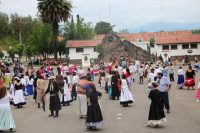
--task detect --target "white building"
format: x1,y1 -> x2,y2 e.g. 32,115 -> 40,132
152,35 -> 200,57
67,40 -> 101,67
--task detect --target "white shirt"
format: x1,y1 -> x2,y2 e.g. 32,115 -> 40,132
28,78 -> 34,85
20,78 -> 27,86
121,79 -> 129,88
129,65 -> 135,73
106,74 -> 112,86
72,75 -> 79,84
157,77 -> 172,92
178,69 -> 184,75
149,72 -> 156,82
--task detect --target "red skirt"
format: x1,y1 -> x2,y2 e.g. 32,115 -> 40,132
184,78 -> 195,87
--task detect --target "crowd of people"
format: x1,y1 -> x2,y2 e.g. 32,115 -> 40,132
0,57 -> 200,132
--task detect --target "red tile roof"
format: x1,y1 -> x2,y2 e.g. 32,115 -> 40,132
156,34 -> 200,45
118,30 -> 192,42
67,40 -> 102,48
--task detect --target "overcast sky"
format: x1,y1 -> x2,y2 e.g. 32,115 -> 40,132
1,0 -> 200,31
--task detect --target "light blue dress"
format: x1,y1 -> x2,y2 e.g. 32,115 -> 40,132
0,93 -> 16,130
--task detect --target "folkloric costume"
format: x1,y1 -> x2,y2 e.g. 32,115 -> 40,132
177,68 -> 184,89
0,93 -> 16,131
196,81 -> 200,102
185,70 -> 195,88
13,80 -> 26,108
120,79 -> 134,106
85,86 -> 103,129
148,89 -> 166,127
44,77 -> 64,117
62,76 -> 72,106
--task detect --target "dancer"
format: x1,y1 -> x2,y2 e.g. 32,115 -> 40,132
85,84 -> 103,130
177,66 -> 184,89
62,76 -> 72,106
185,66 -> 196,90
196,78 -> 200,102
157,72 -> 172,113
120,74 -> 134,107
44,76 -> 64,118
111,71 -> 119,100
13,77 -> 26,108
36,75 -> 45,108
0,86 -> 16,132
145,82 -> 166,127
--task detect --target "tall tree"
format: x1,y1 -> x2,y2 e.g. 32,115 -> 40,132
64,15 -> 94,40
37,0 -> 72,59
94,21 -> 113,35
0,12 -> 10,39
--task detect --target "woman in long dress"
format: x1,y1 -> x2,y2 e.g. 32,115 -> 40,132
85,84 -> 103,130
185,66 -> 196,90
177,66 -> 185,89
27,76 -> 34,95
0,86 -> 16,132
146,82 -> 166,127
62,76 -> 72,106
13,78 -> 26,108
196,78 -> 200,102
120,74 -> 134,107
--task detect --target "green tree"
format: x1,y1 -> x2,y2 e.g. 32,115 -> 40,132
96,44 -> 104,58
57,40 -> 68,59
94,21 -> 113,35
119,29 -> 129,34
38,0 -> 72,59
26,21 -> 52,59
0,12 -> 10,39
64,15 -> 94,40
149,37 -> 155,47
0,51 -> 4,59
192,29 -> 200,34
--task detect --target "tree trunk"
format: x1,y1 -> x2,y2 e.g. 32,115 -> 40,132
52,22 -> 59,60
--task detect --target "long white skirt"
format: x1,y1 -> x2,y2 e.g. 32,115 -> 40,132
0,104 -> 16,130
13,90 -> 26,106
63,86 -> 72,102
120,87 -> 134,105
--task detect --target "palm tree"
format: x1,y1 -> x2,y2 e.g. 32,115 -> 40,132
37,0 -> 72,59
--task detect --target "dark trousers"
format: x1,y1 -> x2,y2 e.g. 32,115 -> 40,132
111,84 -> 119,100
169,74 -> 174,82
160,92 -> 170,110
51,110 -> 59,116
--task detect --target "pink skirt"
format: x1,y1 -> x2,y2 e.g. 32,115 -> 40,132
196,86 -> 200,99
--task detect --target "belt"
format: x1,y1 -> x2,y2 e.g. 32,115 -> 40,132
50,94 -> 58,96
77,92 -> 86,94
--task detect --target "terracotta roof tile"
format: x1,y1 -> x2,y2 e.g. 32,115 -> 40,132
156,34 -> 200,45
67,40 -> 102,48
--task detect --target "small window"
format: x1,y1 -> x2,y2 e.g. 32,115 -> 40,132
162,45 -> 169,50
191,43 -> 197,49
182,44 -> 189,49
76,48 -> 84,53
171,45 -> 177,50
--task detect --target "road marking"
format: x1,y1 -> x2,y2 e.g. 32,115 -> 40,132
117,114 -> 122,116
117,118 -> 122,120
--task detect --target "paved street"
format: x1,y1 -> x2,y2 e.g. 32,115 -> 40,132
9,65 -> 200,133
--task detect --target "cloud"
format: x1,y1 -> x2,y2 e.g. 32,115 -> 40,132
1,0 -> 200,31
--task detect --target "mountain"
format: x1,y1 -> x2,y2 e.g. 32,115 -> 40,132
130,22 -> 200,33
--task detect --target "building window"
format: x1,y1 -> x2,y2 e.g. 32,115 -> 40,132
76,48 -> 84,53
171,45 -> 177,50
191,43 -> 197,49
94,47 -> 96,52
182,44 -> 189,49
162,45 -> 169,50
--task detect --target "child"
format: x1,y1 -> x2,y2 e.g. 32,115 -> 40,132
120,74 -> 134,107
145,82 -> 166,127
196,79 -> 200,102
169,68 -> 174,82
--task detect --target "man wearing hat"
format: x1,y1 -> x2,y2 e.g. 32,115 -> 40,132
44,76 -> 64,118
156,71 -> 172,113
76,74 -> 94,119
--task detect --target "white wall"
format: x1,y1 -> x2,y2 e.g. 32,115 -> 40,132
132,42 -> 149,51
69,47 -> 99,60
152,43 -> 200,57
